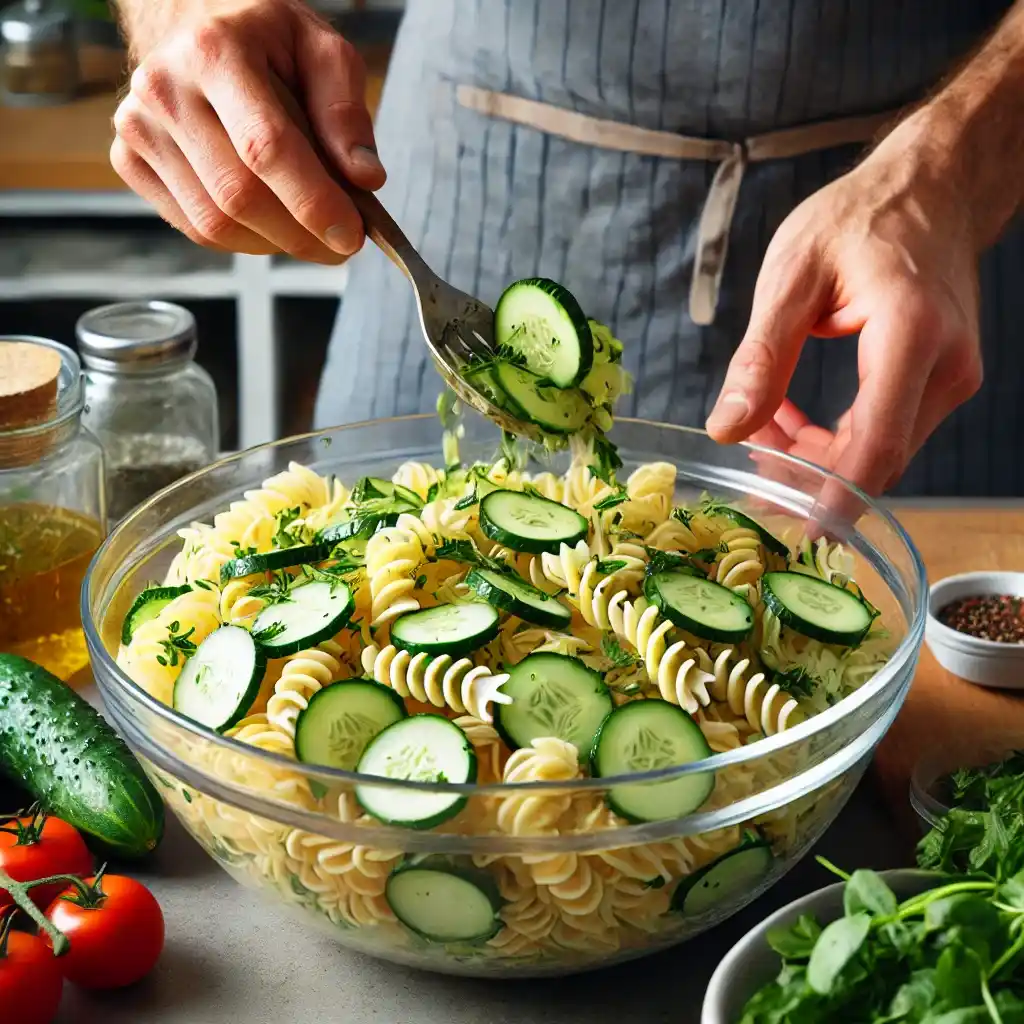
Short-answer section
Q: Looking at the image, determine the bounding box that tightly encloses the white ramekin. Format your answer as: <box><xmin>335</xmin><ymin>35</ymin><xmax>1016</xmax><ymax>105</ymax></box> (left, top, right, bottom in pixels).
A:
<box><xmin>925</xmin><ymin>571</ymin><xmax>1024</xmax><ymax>689</ymax></box>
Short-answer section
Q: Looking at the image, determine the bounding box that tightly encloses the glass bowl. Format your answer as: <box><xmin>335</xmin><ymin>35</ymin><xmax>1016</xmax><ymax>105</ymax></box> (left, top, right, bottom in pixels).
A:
<box><xmin>82</xmin><ymin>415</ymin><xmax>926</xmax><ymax>977</ymax></box>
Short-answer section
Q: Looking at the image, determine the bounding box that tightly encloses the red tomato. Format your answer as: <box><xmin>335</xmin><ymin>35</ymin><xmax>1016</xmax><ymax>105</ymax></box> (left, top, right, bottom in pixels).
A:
<box><xmin>44</xmin><ymin>874</ymin><xmax>164</xmax><ymax>990</ymax></box>
<box><xmin>0</xmin><ymin>815</ymin><xmax>93</xmax><ymax>910</ymax></box>
<box><xmin>0</xmin><ymin>925</ymin><xmax>64</xmax><ymax>1024</ymax></box>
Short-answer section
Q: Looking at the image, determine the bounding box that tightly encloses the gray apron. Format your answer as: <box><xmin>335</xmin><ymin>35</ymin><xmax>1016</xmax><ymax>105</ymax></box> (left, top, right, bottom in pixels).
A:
<box><xmin>316</xmin><ymin>0</ymin><xmax>1022</xmax><ymax>497</ymax></box>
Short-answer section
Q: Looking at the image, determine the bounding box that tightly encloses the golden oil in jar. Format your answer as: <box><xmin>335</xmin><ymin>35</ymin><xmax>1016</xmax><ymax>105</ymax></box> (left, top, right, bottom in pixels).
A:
<box><xmin>0</xmin><ymin>503</ymin><xmax>103</xmax><ymax>683</ymax></box>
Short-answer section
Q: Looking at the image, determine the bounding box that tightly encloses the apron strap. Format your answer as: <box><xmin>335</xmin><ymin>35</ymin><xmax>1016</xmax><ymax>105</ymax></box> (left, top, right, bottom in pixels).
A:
<box><xmin>455</xmin><ymin>84</ymin><xmax>900</xmax><ymax>326</ymax></box>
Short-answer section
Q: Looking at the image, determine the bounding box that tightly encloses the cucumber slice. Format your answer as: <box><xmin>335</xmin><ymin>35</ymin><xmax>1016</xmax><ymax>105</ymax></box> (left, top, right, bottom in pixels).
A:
<box><xmin>480</xmin><ymin>489</ymin><xmax>587</xmax><ymax>555</ymax></box>
<box><xmin>496</xmin><ymin>652</ymin><xmax>613</xmax><ymax>753</ymax></box>
<box><xmin>491</xmin><ymin>362</ymin><xmax>592</xmax><ymax>434</ymax></box>
<box><xmin>671</xmin><ymin>837</ymin><xmax>773</xmax><ymax>915</ymax></box>
<box><xmin>218</xmin><ymin>544</ymin><xmax>330</xmax><ymax>585</ymax></box>
<box><xmin>591</xmin><ymin>700</ymin><xmax>714</xmax><ymax>822</ymax></box>
<box><xmin>762</xmin><ymin>571</ymin><xmax>873</xmax><ymax>646</ymax></box>
<box><xmin>172</xmin><ymin>625</ymin><xmax>266</xmax><ymax>732</ymax></box>
<box><xmin>494</xmin><ymin>277</ymin><xmax>593</xmax><ymax>387</ymax></box>
<box><xmin>121</xmin><ymin>585</ymin><xmax>192</xmax><ymax>645</ymax></box>
<box><xmin>250</xmin><ymin>579</ymin><xmax>355</xmax><ymax>657</ymax></box>
<box><xmin>390</xmin><ymin>602</ymin><xmax>500</xmax><ymax>659</ymax></box>
<box><xmin>643</xmin><ymin>570</ymin><xmax>754</xmax><ymax>643</ymax></box>
<box><xmin>356</xmin><ymin>715</ymin><xmax>476</xmax><ymax>829</ymax></box>
<box><xmin>465</xmin><ymin>568</ymin><xmax>572</xmax><ymax>629</ymax></box>
<box><xmin>711</xmin><ymin>506</ymin><xmax>788</xmax><ymax>557</ymax></box>
<box><xmin>351</xmin><ymin>476</ymin><xmax>423</xmax><ymax>508</ymax></box>
<box><xmin>295</xmin><ymin>679</ymin><xmax>407</xmax><ymax>770</ymax></box>
<box><xmin>386</xmin><ymin>857</ymin><xmax>503</xmax><ymax>943</ymax></box>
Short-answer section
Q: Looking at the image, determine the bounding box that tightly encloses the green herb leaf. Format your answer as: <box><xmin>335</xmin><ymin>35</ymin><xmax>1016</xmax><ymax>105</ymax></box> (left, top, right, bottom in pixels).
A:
<box><xmin>593</xmin><ymin>490</ymin><xmax>629</xmax><ymax>512</ymax></box>
<box><xmin>843</xmin><ymin>870</ymin><xmax>898</xmax><ymax>918</ymax></box>
<box><xmin>601</xmin><ymin>635</ymin><xmax>641</xmax><ymax>669</ymax></box>
<box><xmin>806</xmin><ymin>912</ymin><xmax>871</xmax><ymax>995</ymax></box>
<box><xmin>252</xmin><ymin>621</ymin><xmax>287</xmax><ymax>645</ymax></box>
<box><xmin>435</xmin><ymin>539</ymin><xmax>509</xmax><ymax>574</ymax></box>
<box><xmin>453</xmin><ymin>491</ymin><xmax>478</xmax><ymax>511</ymax></box>
<box><xmin>766</xmin><ymin>913</ymin><xmax>822</xmax><ymax>960</ymax></box>
<box><xmin>772</xmin><ymin>666</ymin><xmax>818</xmax><ymax>699</ymax></box>
<box><xmin>588</xmin><ymin>434</ymin><xmax>623</xmax><ymax>486</ymax></box>
<box><xmin>594</xmin><ymin>558</ymin><xmax>628</xmax><ymax>575</ymax></box>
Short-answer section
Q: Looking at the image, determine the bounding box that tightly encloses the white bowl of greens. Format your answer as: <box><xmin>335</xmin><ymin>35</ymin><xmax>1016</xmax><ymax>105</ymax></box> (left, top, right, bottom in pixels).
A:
<box><xmin>705</xmin><ymin>749</ymin><xmax>1024</xmax><ymax>1023</ymax></box>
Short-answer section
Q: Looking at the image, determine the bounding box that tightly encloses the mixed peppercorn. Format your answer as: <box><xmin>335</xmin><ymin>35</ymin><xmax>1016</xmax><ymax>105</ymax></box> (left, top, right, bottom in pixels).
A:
<box><xmin>938</xmin><ymin>593</ymin><xmax>1024</xmax><ymax>644</ymax></box>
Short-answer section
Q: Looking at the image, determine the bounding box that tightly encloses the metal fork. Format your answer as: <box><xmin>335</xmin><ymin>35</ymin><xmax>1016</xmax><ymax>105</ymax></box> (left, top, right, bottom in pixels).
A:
<box><xmin>271</xmin><ymin>76</ymin><xmax>541</xmax><ymax>441</ymax></box>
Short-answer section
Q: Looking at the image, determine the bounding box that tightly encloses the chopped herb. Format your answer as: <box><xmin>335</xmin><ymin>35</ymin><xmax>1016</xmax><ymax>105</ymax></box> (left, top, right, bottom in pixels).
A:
<box><xmin>425</xmin><ymin>482</ymin><xmax>440</xmax><ymax>503</ymax></box>
<box><xmin>435</xmin><ymin>539</ymin><xmax>509</xmax><ymax>575</ymax></box>
<box><xmin>415</xmin><ymin>574</ymin><xmax>428</xmax><ymax>590</ymax></box>
<box><xmin>588</xmin><ymin>434</ymin><xmax>623</xmax><ymax>486</ymax></box>
<box><xmin>595</xmin><ymin>558</ymin><xmax>628</xmax><ymax>575</ymax></box>
<box><xmin>156</xmin><ymin>621</ymin><xmax>197</xmax><ymax>668</ymax></box>
<box><xmin>690</xmin><ymin>545</ymin><xmax>728</xmax><ymax>562</ymax></box>
<box><xmin>249</xmin><ymin>570</ymin><xmax>293</xmax><ymax>602</ymax></box>
<box><xmin>251</xmin><ymin>621</ymin><xmax>287</xmax><ymax>645</ymax></box>
<box><xmin>272</xmin><ymin>505</ymin><xmax>310</xmax><ymax>549</ymax></box>
<box><xmin>602</xmin><ymin>634</ymin><xmax>641</xmax><ymax>669</ymax></box>
<box><xmin>193</xmin><ymin>579</ymin><xmax>215</xmax><ymax>592</ymax></box>
<box><xmin>774</xmin><ymin>666</ymin><xmax>817</xmax><ymax>699</ymax></box>
<box><xmin>231</xmin><ymin>543</ymin><xmax>258</xmax><ymax>558</ymax></box>
<box><xmin>671</xmin><ymin>507</ymin><xmax>694</xmax><ymax>528</ymax></box>
<box><xmin>643</xmin><ymin>548</ymin><xmax>701</xmax><ymax>577</ymax></box>
<box><xmin>593</xmin><ymin>490</ymin><xmax>630</xmax><ymax>512</ymax></box>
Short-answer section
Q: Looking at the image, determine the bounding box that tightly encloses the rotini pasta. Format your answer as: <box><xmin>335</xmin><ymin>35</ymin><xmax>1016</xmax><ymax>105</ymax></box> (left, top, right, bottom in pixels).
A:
<box><xmin>116</xmin><ymin>436</ymin><xmax>896</xmax><ymax>969</ymax></box>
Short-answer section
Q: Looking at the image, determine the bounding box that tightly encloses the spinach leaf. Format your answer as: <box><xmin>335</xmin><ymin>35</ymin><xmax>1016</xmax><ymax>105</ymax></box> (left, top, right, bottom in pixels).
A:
<box><xmin>806</xmin><ymin>912</ymin><xmax>871</xmax><ymax>995</ymax></box>
<box><xmin>766</xmin><ymin>913</ymin><xmax>822</xmax><ymax>960</ymax></box>
<box><xmin>844</xmin><ymin>870</ymin><xmax>898</xmax><ymax>918</ymax></box>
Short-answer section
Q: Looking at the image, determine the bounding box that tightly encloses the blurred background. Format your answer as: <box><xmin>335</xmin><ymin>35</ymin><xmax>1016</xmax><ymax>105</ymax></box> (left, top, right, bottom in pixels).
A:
<box><xmin>0</xmin><ymin>0</ymin><xmax>405</xmax><ymax>453</ymax></box>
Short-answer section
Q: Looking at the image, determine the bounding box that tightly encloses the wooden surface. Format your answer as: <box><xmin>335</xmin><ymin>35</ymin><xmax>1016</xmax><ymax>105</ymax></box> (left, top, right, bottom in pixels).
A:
<box><xmin>0</xmin><ymin>43</ymin><xmax>392</xmax><ymax>192</ymax></box>
<box><xmin>873</xmin><ymin>507</ymin><xmax>1024</xmax><ymax>834</ymax></box>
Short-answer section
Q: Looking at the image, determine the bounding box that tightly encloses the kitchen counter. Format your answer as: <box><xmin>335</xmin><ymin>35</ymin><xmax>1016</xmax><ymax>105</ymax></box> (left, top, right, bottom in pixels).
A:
<box><xmin>57</xmin><ymin>504</ymin><xmax>1024</xmax><ymax>1023</ymax></box>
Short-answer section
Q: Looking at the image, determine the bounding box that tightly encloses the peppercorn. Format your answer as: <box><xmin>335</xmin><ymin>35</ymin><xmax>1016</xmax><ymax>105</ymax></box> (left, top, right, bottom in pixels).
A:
<box><xmin>938</xmin><ymin>594</ymin><xmax>1024</xmax><ymax>644</ymax></box>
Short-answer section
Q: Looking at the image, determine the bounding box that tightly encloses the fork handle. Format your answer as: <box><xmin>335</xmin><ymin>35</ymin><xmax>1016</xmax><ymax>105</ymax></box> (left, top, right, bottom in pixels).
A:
<box><xmin>268</xmin><ymin>73</ymin><xmax>426</xmax><ymax>280</ymax></box>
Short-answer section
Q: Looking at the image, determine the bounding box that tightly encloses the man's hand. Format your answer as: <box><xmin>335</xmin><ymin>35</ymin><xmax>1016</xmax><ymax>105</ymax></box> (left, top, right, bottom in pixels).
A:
<box><xmin>111</xmin><ymin>0</ymin><xmax>385</xmax><ymax>263</ymax></box>
<box><xmin>707</xmin><ymin>0</ymin><xmax>1024</xmax><ymax>496</ymax></box>
<box><xmin>706</xmin><ymin>114</ymin><xmax>982</xmax><ymax>496</ymax></box>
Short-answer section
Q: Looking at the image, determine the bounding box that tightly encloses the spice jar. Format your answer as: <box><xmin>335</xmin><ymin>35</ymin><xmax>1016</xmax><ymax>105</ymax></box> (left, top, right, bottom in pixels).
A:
<box><xmin>0</xmin><ymin>0</ymin><xmax>78</xmax><ymax>107</ymax></box>
<box><xmin>78</xmin><ymin>301</ymin><xmax>219</xmax><ymax>522</ymax></box>
<box><xmin>0</xmin><ymin>336</ymin><xmax>105</xmax><ymax>684</ymax></box>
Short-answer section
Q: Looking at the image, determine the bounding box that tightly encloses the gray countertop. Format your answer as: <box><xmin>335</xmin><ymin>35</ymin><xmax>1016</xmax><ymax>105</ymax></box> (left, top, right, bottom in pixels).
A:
<box><xmin>40</xmin><ymin>689</ymin><xmax>914</xmax><ymax>1024</ymax></box>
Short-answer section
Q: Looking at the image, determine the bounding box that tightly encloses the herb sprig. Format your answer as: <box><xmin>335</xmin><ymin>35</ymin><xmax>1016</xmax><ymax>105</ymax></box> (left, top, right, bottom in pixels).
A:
<box><xmin>156</xmin><ymin>621</ymin><xmax>197</xmax><ymax>667</ymax></box>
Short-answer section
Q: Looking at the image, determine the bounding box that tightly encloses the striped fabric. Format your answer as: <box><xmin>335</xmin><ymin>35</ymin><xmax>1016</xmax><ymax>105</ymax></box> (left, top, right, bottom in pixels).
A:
<box><xmin>316</xmin><ymin>0</ymin><xmax>1022</xmax><ymax>496</ymax></box>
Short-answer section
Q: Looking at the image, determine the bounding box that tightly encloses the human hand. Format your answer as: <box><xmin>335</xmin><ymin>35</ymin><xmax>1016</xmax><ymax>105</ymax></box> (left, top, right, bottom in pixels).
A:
<box><xmin>111</xmin><ymin>0</ymin><xmax>385</xmax><ymax>263</ymax></box>
<box><xmin>706</xmin><ymin>113</ymin><xmax>983</xmax><ymax>498</ymax></box>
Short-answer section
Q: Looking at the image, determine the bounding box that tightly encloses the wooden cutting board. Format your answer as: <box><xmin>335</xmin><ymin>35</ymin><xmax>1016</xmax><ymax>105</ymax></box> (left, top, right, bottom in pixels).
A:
<box><xmin>872</xmin><ymin>506</ymin><xmax>1024</xmax><ymax>837</ymax></box>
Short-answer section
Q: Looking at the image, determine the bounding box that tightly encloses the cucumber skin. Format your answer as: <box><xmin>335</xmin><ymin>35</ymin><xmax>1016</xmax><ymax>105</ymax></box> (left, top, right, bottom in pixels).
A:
<box><xmin>0</xmin><ymin>655</ymin><xmax>165</xmax><ymax>859</ymax></box>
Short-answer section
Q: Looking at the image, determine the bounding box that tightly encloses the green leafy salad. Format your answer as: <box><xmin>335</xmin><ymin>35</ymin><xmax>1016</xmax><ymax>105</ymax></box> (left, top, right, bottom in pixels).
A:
<box><xmin>740</xmin><ymin>750</ymin><xmax>1024</xmax><ymax>1023</ymax></box>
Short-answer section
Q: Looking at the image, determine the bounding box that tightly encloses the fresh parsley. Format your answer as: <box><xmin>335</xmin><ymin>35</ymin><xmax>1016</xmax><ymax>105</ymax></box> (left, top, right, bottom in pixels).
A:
<box><xmin>156</xmin><ymin>621</ymin><xmax>197</xmax><ymax>667</ymax></box>
<box><xmin>272</xmin><ymin>505</ymin><xmax>310</xmax><ymax>549</ymax></box>
<box><xmin>643</xmin><ymin>548</ymin><xmax>702</xmax><ymax>577</ymax></box>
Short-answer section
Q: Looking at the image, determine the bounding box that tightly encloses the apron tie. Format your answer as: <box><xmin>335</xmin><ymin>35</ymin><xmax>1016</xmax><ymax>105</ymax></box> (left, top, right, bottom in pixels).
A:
<box><xmin>456</xmin><ymin>84</ymin><xmax>899</xmax><ymax>326</ymax></box>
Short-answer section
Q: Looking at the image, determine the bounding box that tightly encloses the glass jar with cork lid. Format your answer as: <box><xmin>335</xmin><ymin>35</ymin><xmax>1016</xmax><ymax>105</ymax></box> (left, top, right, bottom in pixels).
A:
<box><xmin>0</xmin><ymin>336</ymin><xmax>105</xmax><ymax>685</ymax></box>
<box><xmin>78</xmin><ymin>301</ymin><xmax>220</xmax><ymax>522</ymax></box>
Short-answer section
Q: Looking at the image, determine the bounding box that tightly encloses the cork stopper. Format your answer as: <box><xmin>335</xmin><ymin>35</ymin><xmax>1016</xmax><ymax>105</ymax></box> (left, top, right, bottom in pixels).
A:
<box><xmin>0</xmin><ymin>341</ymin><xmax>60</xmax><ymax>430</ymax></box>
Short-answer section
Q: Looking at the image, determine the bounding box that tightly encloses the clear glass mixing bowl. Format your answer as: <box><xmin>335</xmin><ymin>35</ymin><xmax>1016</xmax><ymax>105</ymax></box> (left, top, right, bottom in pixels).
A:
<box><xmin>82</xmin><ymin>415</ymin><xmax>926</xmax><ymax>977</ymax></box>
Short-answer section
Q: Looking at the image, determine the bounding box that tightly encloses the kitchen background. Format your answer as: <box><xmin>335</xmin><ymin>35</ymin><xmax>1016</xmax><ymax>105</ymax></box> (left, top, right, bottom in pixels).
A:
<box><xmin>0</xmin><ymin>0</ymin><xmax>405</xmax><ymax>452</ymax></box>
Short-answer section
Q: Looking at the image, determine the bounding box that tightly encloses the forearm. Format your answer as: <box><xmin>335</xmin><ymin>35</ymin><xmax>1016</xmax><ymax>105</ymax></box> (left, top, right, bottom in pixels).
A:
<box><xmin>886</xmin><ymin>0</ymin><xmax>1024</xmax><ymax>250</ymax></box>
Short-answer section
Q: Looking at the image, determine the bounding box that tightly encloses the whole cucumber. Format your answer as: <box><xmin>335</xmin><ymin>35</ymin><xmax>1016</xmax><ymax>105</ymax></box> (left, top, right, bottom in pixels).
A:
<box><xmin>0</xmin><ymin>654</ymin><xmax>164</xmax><ymax>858</ymax></box>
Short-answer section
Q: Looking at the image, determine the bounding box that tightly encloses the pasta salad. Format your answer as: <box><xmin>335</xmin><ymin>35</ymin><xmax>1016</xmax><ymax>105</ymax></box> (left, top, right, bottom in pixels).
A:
<box><xmin>115</xmin><ymin>436</ymin><xmax>895</xmax><ymax>963</ymax></box>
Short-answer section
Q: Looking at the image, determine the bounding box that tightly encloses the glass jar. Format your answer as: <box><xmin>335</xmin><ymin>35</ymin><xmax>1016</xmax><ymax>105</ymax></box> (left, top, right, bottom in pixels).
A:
<box><xmin>79</xmin><ymin>301</ymin><xmax>220</xmax><ymax>522</ymax></box>
<box><xmin>0</xmin><ymin>0</ymin><xmax>78</xmax><ymax>107</ymax></box>
<box><xmin>0</xmin><ymin>336</ymin><xmax>105</xmax><ymax>685</ymax></box>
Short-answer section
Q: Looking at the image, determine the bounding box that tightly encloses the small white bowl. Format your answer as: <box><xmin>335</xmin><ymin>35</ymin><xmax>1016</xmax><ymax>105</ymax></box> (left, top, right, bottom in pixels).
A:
<box><xmin>701</xmin><ymin>869</ymin><xmax>939</xmax><ymax>1024</ymax></box>
<box><xmin>925</xmin><ymin>571</ymin><xmax>1024</xmax><ymax>689</ymax></box>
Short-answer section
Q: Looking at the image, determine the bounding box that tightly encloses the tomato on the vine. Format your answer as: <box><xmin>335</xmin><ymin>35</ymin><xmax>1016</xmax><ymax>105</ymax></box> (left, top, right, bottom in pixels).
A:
<box><xmin>44</xmin><ymin>872</ymin><xmax>164</xmax><ymax>990</ymax></box>
<box><xmin>0</xmin><ymin>913</ymin><xmax>64</xmax><ymax>1024</ymax></box>
<box><xmin>0</xmin><ymin>812</ymin><xmax>93</xmax><ymax>910</ymax></box>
